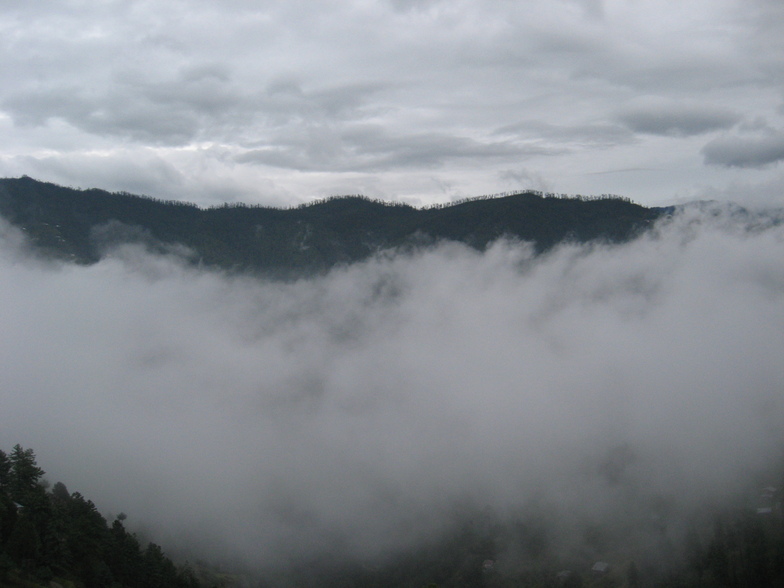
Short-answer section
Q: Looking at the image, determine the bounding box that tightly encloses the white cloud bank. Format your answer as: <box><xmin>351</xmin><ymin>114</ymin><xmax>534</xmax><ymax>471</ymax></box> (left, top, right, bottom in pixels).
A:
<box><xmin>1</xmin><ymin>206</ymin><xmax>783</xmax><ymax>571</ymax></box>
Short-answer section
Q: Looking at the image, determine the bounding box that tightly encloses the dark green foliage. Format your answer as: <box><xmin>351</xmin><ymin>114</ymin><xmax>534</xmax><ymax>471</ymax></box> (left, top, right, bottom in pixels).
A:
<box><xmin>690</xmin><ymin>510</ymin><xmax>784</xmax><ymax>588</ymax></box>
<box><xmin>0</xmin><ymin>443</ymin><xmax>204</xmax><ymax>587</ymax></box>
<box><xmin>0</xmin><ymin>176</ymin><xmax>661</xmax><ymax>277</ymax></box>
<box><xmin>0</xmin><ymin>450</ymin><xmax>10</xmax><ymax>490</ymax></box>
<box><xmin>8</xmin><ymin>445</ymin><xmax>45</xmax><ymax>505</ymax></box>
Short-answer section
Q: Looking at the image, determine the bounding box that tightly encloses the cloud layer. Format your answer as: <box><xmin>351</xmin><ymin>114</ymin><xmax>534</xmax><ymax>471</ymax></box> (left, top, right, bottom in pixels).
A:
<box><xmin>702</xmin><ymin>128</ymin><xmax>784</xmax><ymax>168</ymax></box>
<box><xmin>1</xmin><ymin>206</ymin><xmax>783</xmax><ymax>572</ymax></box>
<box><xmin>2</xmin><ymin>0</ymin><xmax>784</xmax><ymax>206</ymax></box>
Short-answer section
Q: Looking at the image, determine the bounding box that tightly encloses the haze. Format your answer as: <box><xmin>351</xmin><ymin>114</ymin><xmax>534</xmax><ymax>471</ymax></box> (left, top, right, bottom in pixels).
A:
<box><xmin>1</xmin><ymin>203</ymin><xmax>782</xmax><ymax>573</ymax></box>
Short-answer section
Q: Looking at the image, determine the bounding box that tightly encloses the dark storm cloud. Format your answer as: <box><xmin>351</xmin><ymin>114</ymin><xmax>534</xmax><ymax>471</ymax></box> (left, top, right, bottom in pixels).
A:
<box><xmin>1</xmin><ymin>205</ymin><xmax>783</xmax><ymax>570</ymax></box>
<box><xmin>702</xmin><ymin>129</ymin><xmax>784</xmax><ymax>168</ymax></box>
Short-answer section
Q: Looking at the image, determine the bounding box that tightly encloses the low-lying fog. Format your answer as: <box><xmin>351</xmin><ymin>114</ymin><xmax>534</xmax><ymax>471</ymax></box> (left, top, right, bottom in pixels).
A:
<box><xmin>1</xmin><ymin>203</ymin><xmax>783</xmax><ymax>572</ymax></box>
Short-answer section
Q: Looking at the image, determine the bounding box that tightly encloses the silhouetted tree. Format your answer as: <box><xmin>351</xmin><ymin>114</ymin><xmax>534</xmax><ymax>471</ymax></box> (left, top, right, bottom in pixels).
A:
<box><xmin>8</xmin><ymin>445</ymin><xmax>45</xmax><ymax>506</ymax></box>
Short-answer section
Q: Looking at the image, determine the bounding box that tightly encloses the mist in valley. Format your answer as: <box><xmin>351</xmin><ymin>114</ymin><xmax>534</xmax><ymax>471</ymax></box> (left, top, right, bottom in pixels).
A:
<box><xmin>1</xmin><ymin>203</ymin><xmax>783</xmax><ymax>583</ymax></box>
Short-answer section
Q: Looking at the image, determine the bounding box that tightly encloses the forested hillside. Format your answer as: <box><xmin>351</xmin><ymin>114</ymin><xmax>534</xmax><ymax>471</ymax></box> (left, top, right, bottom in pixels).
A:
<box><xmin>0</xmin><ymin>177</ymin><xmax>660</xmax><ymax>276</ymax></box>
<box><xmin>3</xmin><ymin>178</ymin><xmax>783</xmax><ymax>587</ymax></box>
<box><xmin>0</xmin><ymin>445</ymin><xmax>208</xmax><ymax>588</ymax></box>
<box><xmin>1</xmin><ymin>443</ymin><xmax>782</xmax><ymax>587</ymax></box>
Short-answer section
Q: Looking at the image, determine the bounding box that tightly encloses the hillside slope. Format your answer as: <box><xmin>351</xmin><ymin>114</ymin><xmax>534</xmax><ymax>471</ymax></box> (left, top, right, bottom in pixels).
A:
<box><xmin>0</xmin><ymin>176</ymin><xmax>660</xmax><ymax>276</ymax></box>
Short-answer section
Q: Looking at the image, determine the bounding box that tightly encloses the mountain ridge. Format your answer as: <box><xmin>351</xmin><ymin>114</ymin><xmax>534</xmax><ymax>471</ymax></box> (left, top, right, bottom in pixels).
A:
<box><xmin>0</xmin><ymin>176</ymin><xmax>661</xmax><ymax>276</ymax></box>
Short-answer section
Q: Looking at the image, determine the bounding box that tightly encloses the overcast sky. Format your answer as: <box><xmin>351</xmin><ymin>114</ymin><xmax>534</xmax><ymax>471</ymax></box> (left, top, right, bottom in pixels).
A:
<box><xmin>2</xmin><ymin>0</ymin><xmax>784</xmax><ymax>208</ymax></box>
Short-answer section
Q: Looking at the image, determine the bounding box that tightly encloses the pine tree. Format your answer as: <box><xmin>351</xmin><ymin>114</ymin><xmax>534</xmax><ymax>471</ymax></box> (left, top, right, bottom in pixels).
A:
<box><xmin>8</xmin><ymin>445</ymin><xmax>45</xmax><ymax>504</ymax></box>
<box><xmin>0</xmin><ymin>450</ymin><xmax>10</xmax><ymax>491</ymax></box>
<box><xmin>0</xmin><ymin>449</ymin><xmax>14</xmax><ymax>544</ymax></box>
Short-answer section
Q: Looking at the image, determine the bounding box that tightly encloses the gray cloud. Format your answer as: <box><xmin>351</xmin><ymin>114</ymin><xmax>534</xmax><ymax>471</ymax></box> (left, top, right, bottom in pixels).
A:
<box><xmin>249</xmin><ymin>80</ymin><xmax>389</xmax><ymax>130</ymax></box>
<box><xmin>2</xmin><ymin>64</ymin><xmax>245</xmax><ymax>145</ymax></box>
<box><xmin>236</xmin><ymin>125</ymin><xmax>530</xmax><ymax>172</ymax></box>
<box><xmin>387</xmin><ymin>0</ymin><xmax>444</xmax><ymax>13</ymax></box>
<box><xmin>618</xmin><ymin>100</ymin><xmax>741</xmax><ymax>137</ymax></box>
<box><xmin>695</xmin><ymin>172</ymin><xmax>784</xmax><ymax>208</ymax></box>
<box><xmin>495</xmin><ymin>120</ymin><xmax>634</xmax><ymax>147</ymax></box>
<box><xmin>1</xmin><ymin>206</ymin><xmax>783</xmax><ymax>572</ymax></box>
<box><xmin>702</xmin><ymin>129</ymin><xmax>784</xmax><ymax>168</ymax></box>
<box><xmin>2</xmin><ymin>1</ymin><xmax>784</xmax><ymax>206</ymax></box>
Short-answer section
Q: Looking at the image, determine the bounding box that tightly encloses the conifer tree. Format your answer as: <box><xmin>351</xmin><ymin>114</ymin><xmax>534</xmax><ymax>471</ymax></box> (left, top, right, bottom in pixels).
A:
<box><xmin>8</xmin><ymin>445</ymin><xmax>45</xmax><ymax>504</ymax></box>
<box><xmin>0</xmin><ymin>450</ymin><xmax>10</xmax><ymax>490</ymax></box>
